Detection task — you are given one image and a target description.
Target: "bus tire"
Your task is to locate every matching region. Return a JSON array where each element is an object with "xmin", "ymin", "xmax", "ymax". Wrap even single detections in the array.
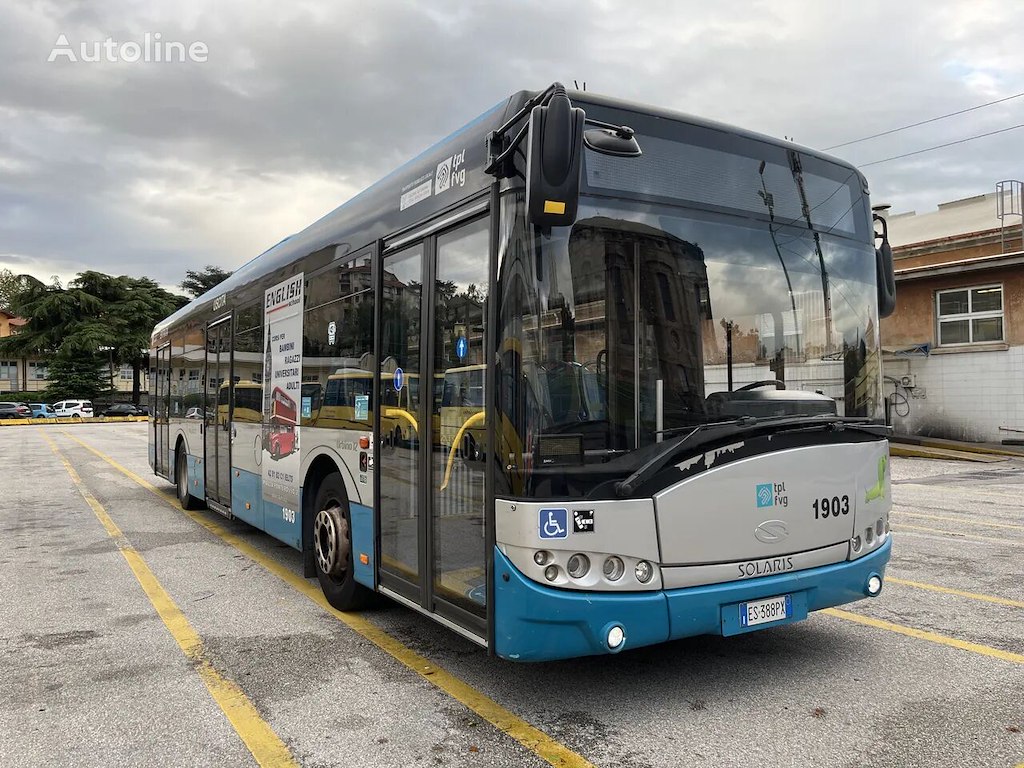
[
  {"xmin": 175, "ymin": 449, "xmax": 203, "ymax": 510},
  {"xmin": 312, "ymin": 472, "xmax": 370, "ymax": 612}
]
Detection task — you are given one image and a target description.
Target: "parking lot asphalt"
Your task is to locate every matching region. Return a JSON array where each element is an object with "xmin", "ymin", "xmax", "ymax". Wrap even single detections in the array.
[{"xmin": 1, "ymin": 423, "xmax": 1021, "ymax": 768}]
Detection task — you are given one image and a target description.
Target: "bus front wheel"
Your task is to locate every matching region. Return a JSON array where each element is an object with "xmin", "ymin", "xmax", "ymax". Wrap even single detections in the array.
[
  {"xmin": 175, "ymin": 449, "xmax": 203, "ymax": 510},
  {"xmin": 312, "ymin": 473, "xmax": 370, "ymax": 612}
]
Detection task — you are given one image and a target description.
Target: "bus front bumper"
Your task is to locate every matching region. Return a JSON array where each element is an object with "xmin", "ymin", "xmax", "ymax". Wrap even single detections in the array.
[{"xmin": 492, "ymin": 537, "xmax": 891, "ymax": 662}]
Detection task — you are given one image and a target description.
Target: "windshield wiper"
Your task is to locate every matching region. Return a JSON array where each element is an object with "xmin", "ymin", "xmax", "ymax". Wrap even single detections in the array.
[
  {"xmin": 614, "ymin": 416, "xmax": 888, "ymax": 498},
  {"xmin": 615, "ymin": 418, "xmax": 752, "ymax": 498},
  {"xmin": 655, "ymin": 415, "xmax": 757, "ymax": 438}
]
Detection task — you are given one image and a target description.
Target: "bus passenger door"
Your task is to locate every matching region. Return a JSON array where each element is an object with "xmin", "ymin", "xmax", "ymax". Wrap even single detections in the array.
[
  {"xmin": 204, "ymin": 316, "xmax": 232, "ymax": 508},
  {"xmin": 376, "ymin": 213, "xmax": 490, "ymax": 638},
  {"xmin": 377, "ymin": 243, "xmax": 425, "ymax": 604},
  {"xmin": 154, "ymin": 343, "xmax": 170, "ymax": 477}
]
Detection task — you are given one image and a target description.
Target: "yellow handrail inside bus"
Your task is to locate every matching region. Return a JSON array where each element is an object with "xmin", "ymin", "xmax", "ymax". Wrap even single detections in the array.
[
  {"xmin": 440, "ymin": 411, "xmax": 486, "ymax": 491},
  {"xmin": 384, "ymin": 408, "xmax": 419, "ymax": 435}
]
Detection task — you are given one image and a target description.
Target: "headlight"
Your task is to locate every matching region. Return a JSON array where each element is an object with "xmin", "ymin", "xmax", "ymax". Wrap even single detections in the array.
[
  {"xmin": 567, "ymin": 554, "xmax": 590, "ymax": 579},
  {"xmin": 634, "ymin": 560, "xmax": 653, "ymax": 584},
  {"xmin": 603, "ymin": 556, "xmax": 625, "ymax": 581},
  {"xmin": 533, "ymin": 550, "xmax": 551, "ymax": 566},
  {"xmin": 607, "ymin": 625, "xmax": 625, "ymax": 649},
  {"xmin": 544, "ymin": 565, "xmax": 559, "ymax": 582},
  {"xmin": 867, "ymin": 575, "xmax": 882, "ymax": 595}
]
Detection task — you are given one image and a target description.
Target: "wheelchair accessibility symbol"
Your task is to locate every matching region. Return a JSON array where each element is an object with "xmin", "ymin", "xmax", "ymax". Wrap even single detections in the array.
[{"xmin": 538, "ymin": 508, "xmax": 568, "ymax": 539}]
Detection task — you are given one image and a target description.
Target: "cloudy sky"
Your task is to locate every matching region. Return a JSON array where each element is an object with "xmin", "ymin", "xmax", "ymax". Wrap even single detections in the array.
[{"xmin": 1, "ymin": 0, "xmax": 1022, "ymax": 291}]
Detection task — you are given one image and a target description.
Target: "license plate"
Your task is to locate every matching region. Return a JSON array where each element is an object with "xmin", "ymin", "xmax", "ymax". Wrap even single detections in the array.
[{"xmin": 740, "ymin": 594, "xmax": 792, "ymax": 628}]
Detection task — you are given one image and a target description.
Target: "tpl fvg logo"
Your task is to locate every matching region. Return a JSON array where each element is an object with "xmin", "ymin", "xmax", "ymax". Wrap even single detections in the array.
[{"xmin": 756, "ymin": 482, "xmax": 789, "ymax": 508}]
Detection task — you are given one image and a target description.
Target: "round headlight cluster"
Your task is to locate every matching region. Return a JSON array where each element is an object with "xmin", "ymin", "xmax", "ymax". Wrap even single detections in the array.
[{"xmin": 532, "ymin": 550, "xmax": 658, "ymax": 586}]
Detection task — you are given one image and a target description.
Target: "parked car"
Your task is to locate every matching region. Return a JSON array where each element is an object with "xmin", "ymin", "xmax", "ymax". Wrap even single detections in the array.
[
  {"xmin": 0, "ymin": 402, "xmax": 32, "ymax": 419},
  {"xmin": 52, "ymin": 399, "xmax": 94, "ymax": 418},
  {"xmin": 101, "ymin": 403, "xmax": 144, "ymax": 418},
  {"xmin": 29, "ymin": 403, "xmax": 57, "ymax": 418}
]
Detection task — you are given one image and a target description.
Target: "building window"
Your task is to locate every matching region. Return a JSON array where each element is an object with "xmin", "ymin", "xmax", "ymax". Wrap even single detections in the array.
[
  {"xmin": 936, "ymin": 285, "xmax": 1003, "ymax": 345},
  {"xmin": 0, "ymin": 360, "xmax": 18, "ymax": 389},
  {"xmin": 29, "ymin": 361, "xmax": 48, "ymax": 380}
]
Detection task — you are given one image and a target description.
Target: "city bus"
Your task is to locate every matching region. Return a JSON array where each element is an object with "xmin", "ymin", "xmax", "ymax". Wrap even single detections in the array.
[{"xmin": 149, "ymin": 84, "xmax": 897, "ymax": 661}]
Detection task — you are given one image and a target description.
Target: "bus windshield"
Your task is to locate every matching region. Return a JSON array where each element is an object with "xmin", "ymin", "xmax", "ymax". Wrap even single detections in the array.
[{"xmin": 497, "ymin": 194, "xmax": 881, "ymax": 498}]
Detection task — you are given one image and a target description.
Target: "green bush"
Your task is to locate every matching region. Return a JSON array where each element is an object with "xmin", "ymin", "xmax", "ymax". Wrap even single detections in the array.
[{"xmin": 0, "ymin": 391, "xmax": 52, "ymax": 403}]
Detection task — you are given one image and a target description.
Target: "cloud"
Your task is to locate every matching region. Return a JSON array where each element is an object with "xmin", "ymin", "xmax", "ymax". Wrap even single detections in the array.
[{"xmin": 1, "ymin": 0, "xmax": 1022, "ymax": 287}]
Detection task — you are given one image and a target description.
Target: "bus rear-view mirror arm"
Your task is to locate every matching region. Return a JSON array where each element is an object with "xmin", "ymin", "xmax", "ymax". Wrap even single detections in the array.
[{"xmin": 486, "ymin": 82, "xmax": 640, "ymax": 230}]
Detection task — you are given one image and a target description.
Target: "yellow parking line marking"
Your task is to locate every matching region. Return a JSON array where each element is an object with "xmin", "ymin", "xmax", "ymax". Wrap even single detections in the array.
[
  {"xmin": 822, "ymin": 608, "xmax": 1024, "ymax": 665},
  {"xmin": 893, "ymin": 524, "xmax": 1022, "ymax": 546},
  {"xmin": 63, "ymin": 432, "xmax": 596, "ymax": 768},
  {"xmin": 42, "ymin": 432, "xmax": 298, "ymax": 768},
  {"xmin": 892, "ymin": 510, "xmax": 1024, "ymax": 531},
  {"xmin": 886, "ymin": 577, "xmax": 1024, "ymax": 609}
]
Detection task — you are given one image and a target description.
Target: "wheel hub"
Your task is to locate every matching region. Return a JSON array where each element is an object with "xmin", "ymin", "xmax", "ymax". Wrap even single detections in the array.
[{"xmin": 314, "ymin": 505, "xmax": 350, "ymax": 577}]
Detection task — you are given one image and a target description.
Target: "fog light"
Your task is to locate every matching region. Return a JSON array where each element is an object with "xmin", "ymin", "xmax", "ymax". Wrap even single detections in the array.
[
  {"xmin": 534, "ymin": 550, "xmax": 551, "ymax": 566},
  {"xmin": 567, "ymin": 553, "xmax": 590, "ymax": 579},
  {"xmin": 607, "ymin": 625, "xmax": 625, "ymax": 649},
  {"xmin": 867, "ymin": 575, "xmax": 882, "ymax": 595},
  {"xmin": 603, "ymin": 556, "xmax": 625, "ymax": 581},
  {"xmin": 635, "ymin": 560, "xmax": 654, "ymax": 584},
  {"xmin": 851, "ymin": 535, "xmax": 862, "ymax": 553},
  {"xmin": 544, "ymin": 565, "xmax": 559, "ymax": 582}
]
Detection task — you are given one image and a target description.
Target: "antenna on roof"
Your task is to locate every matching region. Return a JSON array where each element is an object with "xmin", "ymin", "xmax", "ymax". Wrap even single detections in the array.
[{"xmin": 573, "ymin": 80, "xmax": 586, "ymax": 91}]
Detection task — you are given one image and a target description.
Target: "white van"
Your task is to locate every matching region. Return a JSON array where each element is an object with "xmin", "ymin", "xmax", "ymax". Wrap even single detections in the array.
[{"xmin": 52, "ymin": 400, "xmax": 94, "ymax": 418}]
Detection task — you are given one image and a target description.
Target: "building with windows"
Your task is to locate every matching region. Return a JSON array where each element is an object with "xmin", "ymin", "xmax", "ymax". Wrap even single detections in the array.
[
  {"xmin": 879, "ymin": 186, "xmax": 1024, "ymax": 442},
  {"xmin": 0, "ymin": 307, "xmax": 144, "ymax": 395}
]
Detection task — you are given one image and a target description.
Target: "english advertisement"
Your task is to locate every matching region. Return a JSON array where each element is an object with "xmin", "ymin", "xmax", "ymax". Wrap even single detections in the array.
[{"xmin": 262, "ymin": 273, "xmax": 304, "ymax": 508}]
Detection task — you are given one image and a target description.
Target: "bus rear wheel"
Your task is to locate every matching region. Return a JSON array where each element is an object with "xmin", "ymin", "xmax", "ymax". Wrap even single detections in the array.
[
  {"xmin": 175, "ymin": 449, "xmax": 203, "ymax": 510},
  {"xmin": 312, "ymin": 473, "xmax": 370, "ymax": 611}
]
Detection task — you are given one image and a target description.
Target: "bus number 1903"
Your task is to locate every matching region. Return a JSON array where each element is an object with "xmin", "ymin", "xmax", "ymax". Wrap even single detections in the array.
[{"xmin": 812, "ymin": 496, "xmax": 850, "ymax": 519}]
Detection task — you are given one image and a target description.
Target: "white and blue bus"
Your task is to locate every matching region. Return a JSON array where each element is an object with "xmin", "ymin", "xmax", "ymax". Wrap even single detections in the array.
[{"xmin": 150, "ymin": 84, "xmax": 897, "ymax": 661}]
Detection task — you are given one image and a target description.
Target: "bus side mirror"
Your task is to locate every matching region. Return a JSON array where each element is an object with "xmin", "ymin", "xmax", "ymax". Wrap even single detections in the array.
[
  {"xmin": 525, "ymin": 91, "xmax": 585, "ymax": 229},
  {"xmin": 873, "ymin": 213, "xmax": 896, "ymax": 318}
]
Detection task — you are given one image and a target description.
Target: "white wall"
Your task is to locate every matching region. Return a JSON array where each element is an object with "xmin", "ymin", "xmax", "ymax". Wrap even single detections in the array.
[{"xmin": 884, "ymin": 346, "xmax": 1024, "ymax": 442}]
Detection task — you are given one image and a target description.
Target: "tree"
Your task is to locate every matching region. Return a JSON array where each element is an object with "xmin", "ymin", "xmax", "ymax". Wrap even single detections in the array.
[
  {"xmin": 43, "ymin": 354, "xmax": 111, "ymax": 402},
  {"xmin": 0, "ymin": 268, "xmax": 56, "ymax": 312},
  {"xmin": 181, "ymin": 265, "xmax": 232, "ymax": 298},
  {"xmin": 0, "ymin": 271, "xmax": 188, "ymax": 404},
  {"xmin": 107, "ymin": 276, "xmax": 189, "ymax": 402},
  {"xmin": 0, "ymin": 268, "xmax": 20, "ymax": 310}
]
